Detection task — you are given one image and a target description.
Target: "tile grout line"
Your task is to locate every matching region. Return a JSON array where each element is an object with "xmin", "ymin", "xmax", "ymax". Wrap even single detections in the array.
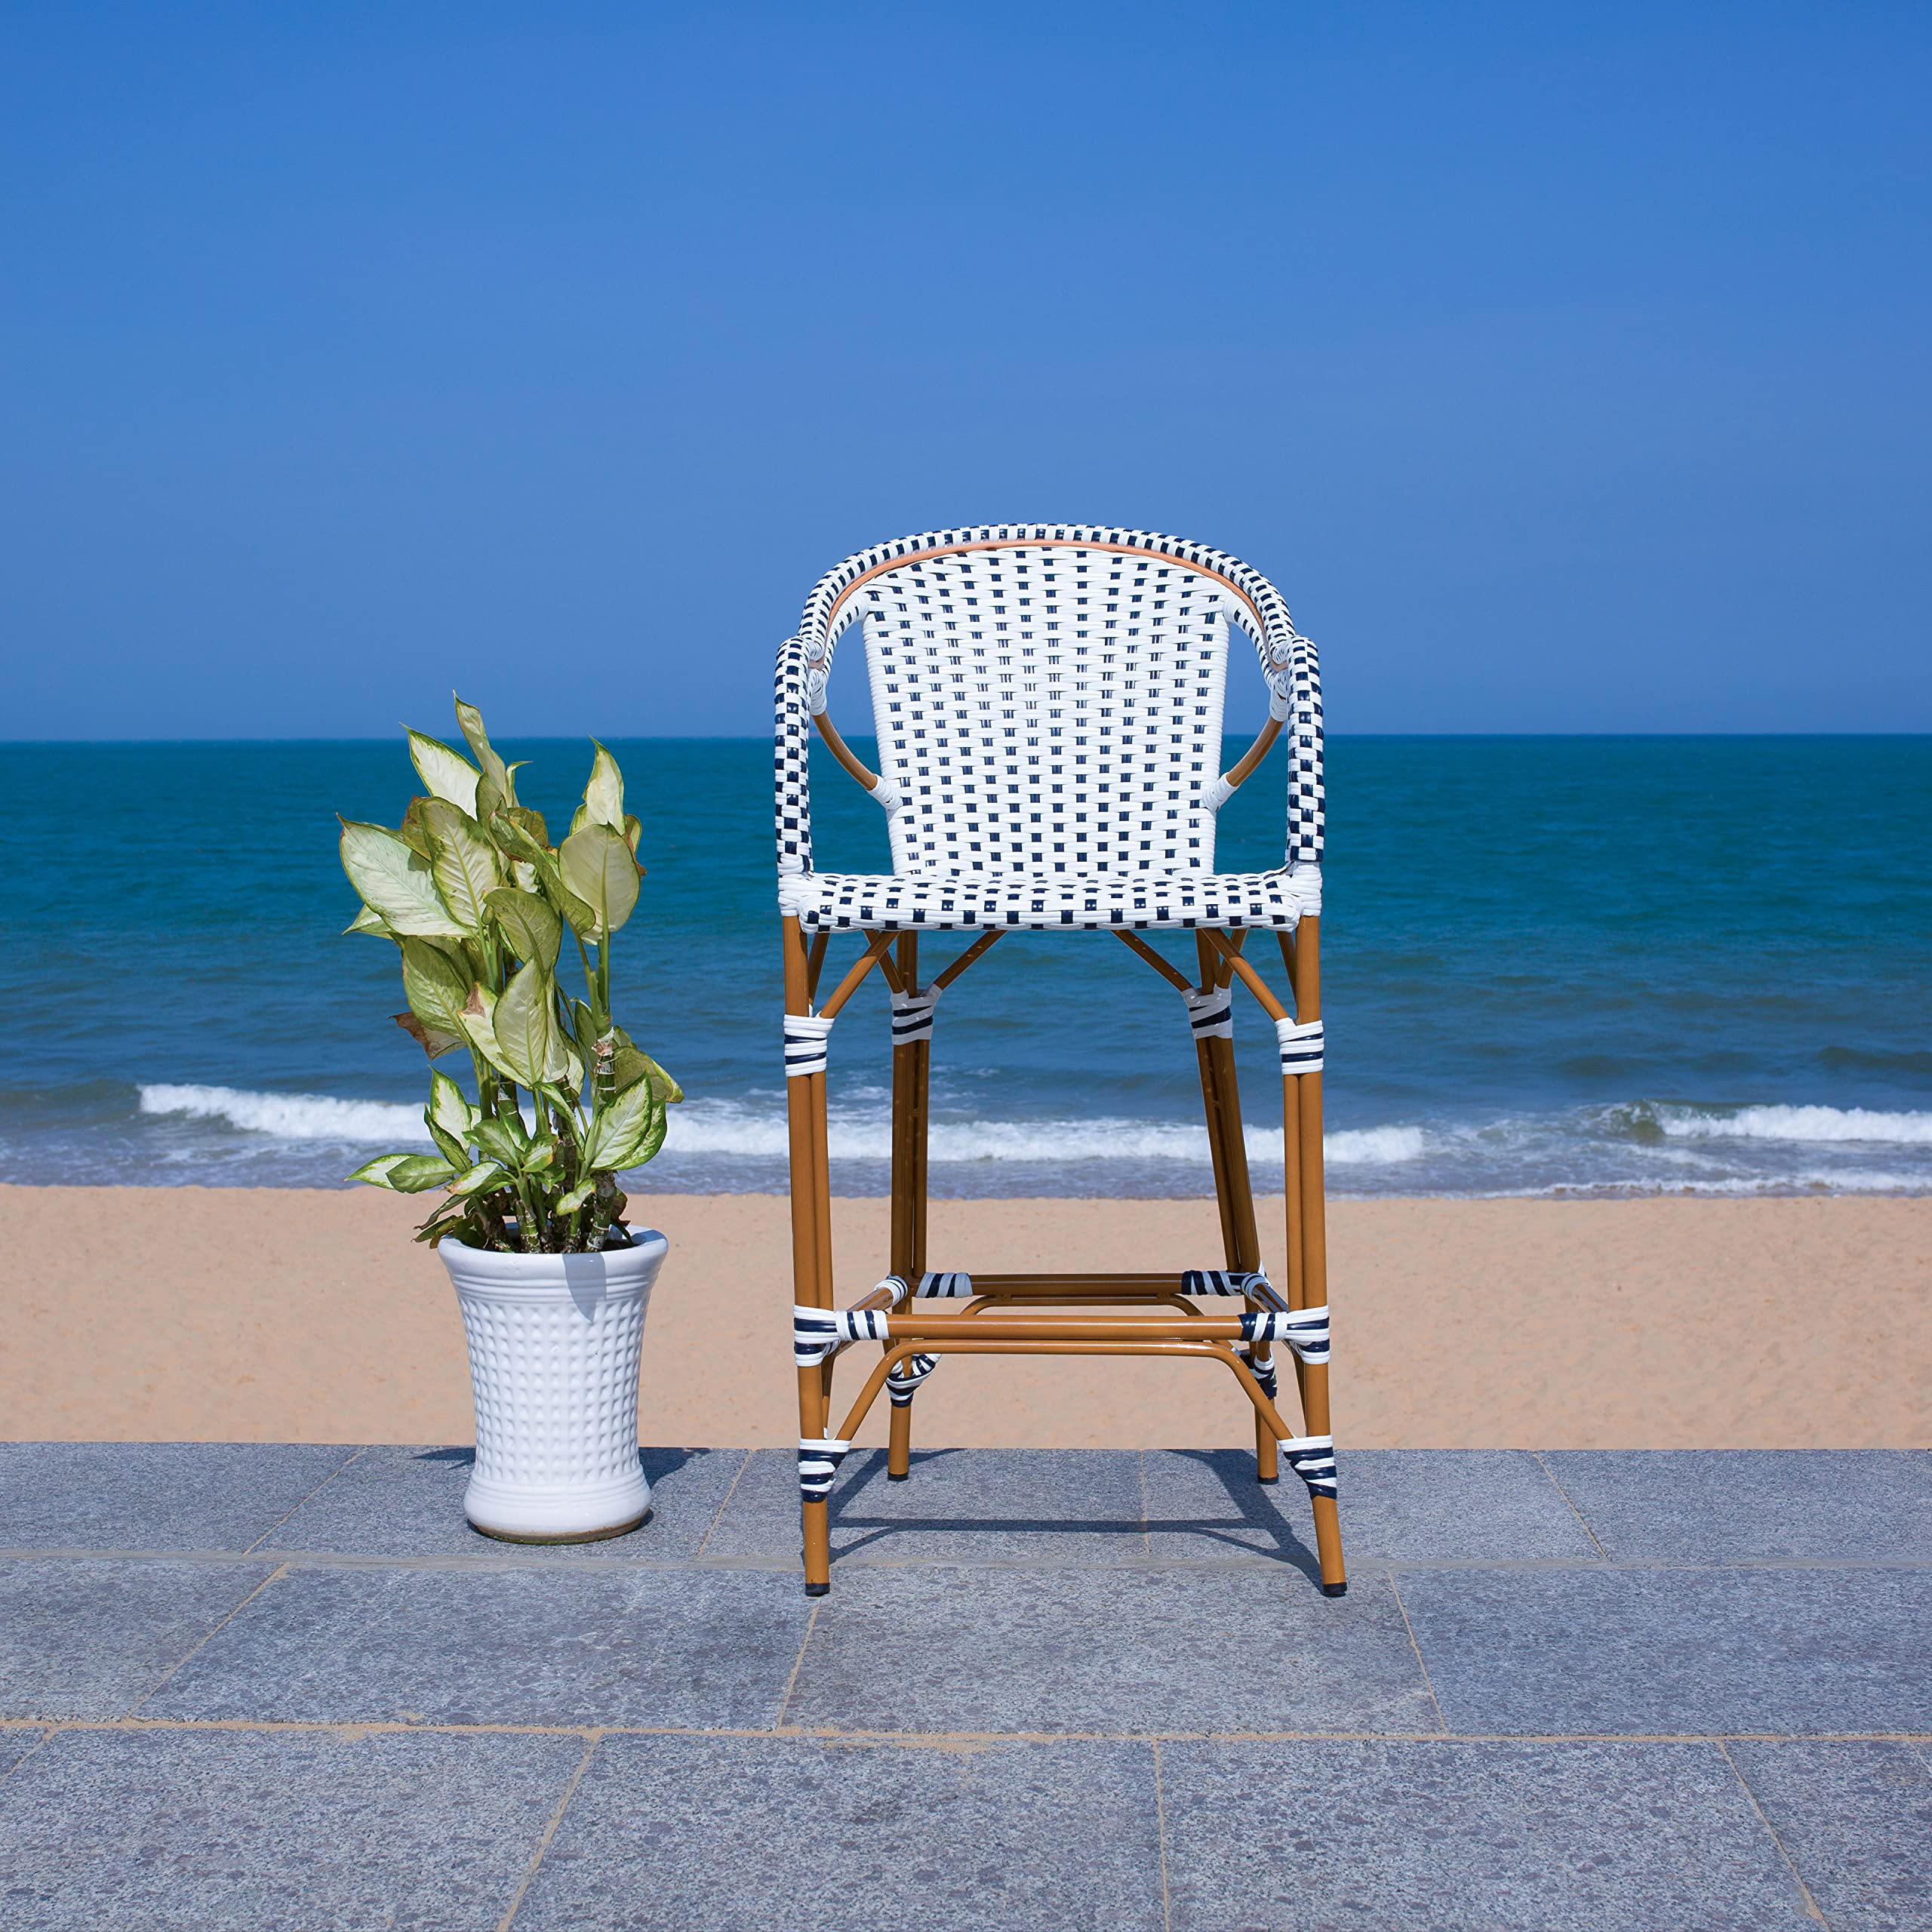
[
  {"xmin": 1149, "ymin": 1737, "xmax": 1174, "ymax": 1932},
  {"xmin": 1716, "ymin": 1740, "xmax": 1831, "ymax": 1927},
  {"xmin": 497, "ymin": 1731, "xmax": 601, "ymax": 1932},
  {"xmin": 691, "ymin": 1449, "xmax": 755, "ymax": 1560},
  {"xmin": 0, "ymin": 1727, "xmax": 55, "ymax": 1790},
  {"xmin": 1531, "ymin": 1451, "xmax": 1611, "ymax": 1560},
  {"xmin": 4, "ymin": 1714, "xmax": 1931, "ymax": 1746},
  {"xmin": 1386, "ymin": 1572, "xmax": 1451, "ymax": 1735},
  {"xmin": 774, "ymin": 1599, "xmax": 822, "ymax": 1729},
  {"xmin": 17, "ymin": 1546, "xmax": 1930, "ymax": 1576},
  {"xmin": 123, "ymin": 1562, "xmax": 291, "ymax": 1717},
  {"xmin": 240, "ymin": 1444, "xmax": 371, "ymax": 1555},
  {"xmin": 1137, "ymin": 1450, "xmax": 1153, "ymax": 1559}
]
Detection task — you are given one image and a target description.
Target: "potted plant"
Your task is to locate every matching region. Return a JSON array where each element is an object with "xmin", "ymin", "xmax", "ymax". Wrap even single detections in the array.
[{"xmin": 339, "ymin": 697, "xmax": 681, "ymax": 1543}]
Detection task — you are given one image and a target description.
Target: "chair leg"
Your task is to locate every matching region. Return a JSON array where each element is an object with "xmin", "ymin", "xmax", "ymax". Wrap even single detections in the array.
[
  {"xmin": 1192, "ymin": 936, "xmax": 1275, "ymax": 1481},
  {"xmin": 784, "ymin": 917, "xmax": 836, "ymax": 1595},
  {"xmin": 1290, "ymin": 917, "xmax": 1346, "ymax": 1598},
  {"xmin": 887, "ymin": 938, "xmax": 929, "ymax": 1480}
]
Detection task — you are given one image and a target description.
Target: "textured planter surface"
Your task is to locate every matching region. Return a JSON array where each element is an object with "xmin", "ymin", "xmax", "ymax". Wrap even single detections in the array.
[{"xmin": 439, "ymin": 1230, "xmax": 668, "ymax": 1540}]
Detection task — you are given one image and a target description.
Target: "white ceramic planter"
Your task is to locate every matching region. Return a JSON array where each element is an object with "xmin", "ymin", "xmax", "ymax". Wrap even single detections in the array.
[{"xmin": 438, "ymin": 1229, "xmax": 668, "ymax": 1543}]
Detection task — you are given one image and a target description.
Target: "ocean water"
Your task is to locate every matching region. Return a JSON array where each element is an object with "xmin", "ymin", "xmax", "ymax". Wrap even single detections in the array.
[{"xmin": 2, "ymin": 735, "xmax": 1927, "ymax": 1199}]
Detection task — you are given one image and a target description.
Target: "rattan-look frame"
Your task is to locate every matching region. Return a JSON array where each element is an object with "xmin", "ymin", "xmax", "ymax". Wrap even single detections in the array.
[{"xmin": 776, "ymin": 525, "xmax": 1345, "ymax": 1598}]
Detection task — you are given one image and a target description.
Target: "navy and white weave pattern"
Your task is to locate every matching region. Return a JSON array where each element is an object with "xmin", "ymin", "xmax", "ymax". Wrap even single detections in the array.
[
  {"xmin": 774, "ymin": 525, "xmax": 1323, "ymax": 933},
  {"xmin": 1183, "ymin": 986, "xmax": 1235, "ymax": 1041},
  {"xmin": 1180, "ymin": 1269, "xmax": 1270, "ymax": 1297},
  {"xmin": 1241, "ymin": 1304, "xmax": 1331, "ymax": 1365},
  {"xmin": 1278, "ymin": 1433, "xmax": 1338, "ymax": 1500},
  {"xmin": 783, "ymin": 1013, "xmax": 835, "ymax": 1079},
  {"xmin": 890, "ymin": 986, "xmax": 941, "ymax": 1046},
  {"xmin": 1275, "ymin": 1017, "xmax": 1324, "ymax": 1077},
  {"xmin": 886, "ymin": 1352, "xmax": 940, "ymax": 1407},
  {"xmin": 792, "ymin": 1304, "xmax": 893, "ymax": 1366},
  {"xmin": 915, "ymin": 1272, "xmax": 974, "ymax": 1297},
  {"xmin": 798, "ymin": 1437, "xmax": 851, "ymax": 1502}
]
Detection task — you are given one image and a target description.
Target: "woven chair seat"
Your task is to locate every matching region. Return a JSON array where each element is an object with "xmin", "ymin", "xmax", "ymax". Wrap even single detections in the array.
[{"xmin": 785, "ymin": 863, "xmax": 1321, "ymax": 932}]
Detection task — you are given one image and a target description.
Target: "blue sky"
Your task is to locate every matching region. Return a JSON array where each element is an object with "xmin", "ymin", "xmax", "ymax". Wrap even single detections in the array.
[{"xmin": 4, "ymin": 2, "xmax": 1927, "ymax": 738}]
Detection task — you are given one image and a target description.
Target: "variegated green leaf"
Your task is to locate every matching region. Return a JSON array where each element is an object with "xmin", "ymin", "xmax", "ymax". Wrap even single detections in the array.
[
  {"xmin": 343, "ymin": 903, "xmax": 392, "ymax": 937},
  {"xmin": 426, "ymin": 1069, "xmax": 475, "ymax": 1144},
  {"xmin": 492, "ymin": 959, "xmax": 555, "ymax": 1088},
  {"xmin": 399, "ymin": 937, "xmax": 471, "ymax": 1038},
  {"xmin": 348, "ymin": 1152, "xmax": 457, "ymax": 1193},
  {"xmin": 459, "ymin": 986, "xmax": 520, "ymax": 1083},
  {"xmin": 419, "ymin": 798, "xmax": 500, "ymax": 932},
  {"xmin": 583, "ymin": 740, "xmax": 624, "ymax": 829},
  {"xmin": 559, "ymin": 822, "xmax": 639, "ymax": 936},
  {"xmin": 450, "ymin": 1158, "xmax": 509, "ymax": 1197},
  {"xmin": 580, "ymin": 1073, "xmax": 661, "ymax": 1172},
  {"xmin": 454, "ymin": 694, "xmax": 513, "ymax": 804},
  {"xmin": 473, "ymin": 1114, "xmax": 528, "ymax": 1168},
  {"xmin": 339, "ymin": 821, "xmax": 466, "ymax": 937},
  {"xmin": 408, "ymin": 731, "xmax": 481, "ymax": 814},
  {"xmin": 485, "ymin": 886, "xmax": 561, "ymax": 971},
  {"xmin": 555, "ymin": 1180, "xmax": 596, "ymax": 1214},
  {"xmin": 612, "ymin": 1039, "xmax": 683, "ymax": 1105}
]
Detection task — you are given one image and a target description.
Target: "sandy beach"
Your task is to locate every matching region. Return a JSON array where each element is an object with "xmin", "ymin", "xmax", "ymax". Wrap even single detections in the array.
[{"xmin": 3, "ymin": 1186, "xmax": 1924, "ymax": 1448}]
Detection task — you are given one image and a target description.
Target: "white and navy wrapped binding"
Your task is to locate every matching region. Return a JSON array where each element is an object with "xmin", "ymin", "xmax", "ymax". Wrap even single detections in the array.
[
  {"xmin": 1248, "ymin": 1350, "xmax": 1280, "ymax": 1401},
  {"xmin": 1183, "ymin": 985, "xmax": 1234, "ymax": 1042},
  {"xmin": 793, "ymin": 1303, "xmax": 894, "ymax": 1366},
  {"xmin": 798, "ymin": 1436, "xmax": 852, "ymax": 1503},
  {"xmin": 915, "ymin": 1271, "xmax": 974, "ymax": 1297},
  {"xmin": 784, "ymin": 1012, "xmax": 835, "ymax": 1079},
  {"xmin": 886, "ymin": 1352, "xmax": 940, "ymax": 1407},
  {"xmin": 1182, "ymin": 1269, "xmax": 1270, "ymax": 1298},
  {"xmin": 1278, "ymin": 1432, "xmax": 1337, "ymax": 1500},
  {"xmin": 1241, "ymin": 1303, "xmax": 1331, "ymax": 1364},
  {"xmin": 891, "ymin": 986, "xmax": 941, "ymax": 1047},
  {"xmin": 1275, "ymin": 1017, "xmax": 1324, "ymax": 1077}
]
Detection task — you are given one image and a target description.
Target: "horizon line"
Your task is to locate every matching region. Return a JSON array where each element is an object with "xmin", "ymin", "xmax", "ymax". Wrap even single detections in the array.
[{"xmin": 5, "ymin": 728, "xmax": 1930, "ymax": 750}]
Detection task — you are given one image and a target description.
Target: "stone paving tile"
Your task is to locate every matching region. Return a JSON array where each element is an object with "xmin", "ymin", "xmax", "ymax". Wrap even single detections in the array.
[
  {"xmin": 1543, "ymin": 1450, "xmax": 1932, "ymax": 1561},
  {"xmin": 1729, "ymin": 1740, "xmax": 1932, "ymax": 1931},
  {"xmin": 786, "ymin": 1565, "xmax": 1436, "ymax": 1736},
  {"xmin": 144, "ymin": 1562, "xmax": 813, "ymax": 1729},
  {"xmin": 0, "ymin": 1558, "xmax": 275, "ymax": 1721},
  {"xmin": 1160, "ymin": 1738, "xmax": 1812, "ymax": 1931},
  {"xmin": 1397, "ymin": 1566, "xmax": 1932, "ymax": 1736},
  {"xmin": 0, "ymin": 1443, "xmax": 356, "ymax": 1553},
  {"xmin": 1, "ymin": 1727, "xmax": 48, "ymax": 1774},
  {"xmin": 516, "ymin": 1733, "xmax": 1164, "ymax": 1931},
  {"xmin": 1142, "ymin": 1448, "xmax": 1599, "ymax": 1565},
  {"xmin": 259, "ymin": 1444, "xmax": 749, "ymax": 1562},
  {"xmin": 701, "ymin": 1447, "xmax": 1152, "ymax": 1564},
  {"xmin": 0, "ymin": 1724, "xmax": 585, "ymax": 1930}
]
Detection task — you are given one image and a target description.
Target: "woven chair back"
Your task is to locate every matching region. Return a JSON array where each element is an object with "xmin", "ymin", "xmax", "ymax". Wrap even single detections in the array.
[{"xmin": 777, "ymin": 525, "xmax": 1324, "ymax": 883}]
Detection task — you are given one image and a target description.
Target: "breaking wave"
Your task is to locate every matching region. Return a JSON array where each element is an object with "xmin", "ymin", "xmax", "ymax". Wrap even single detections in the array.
[
  {"xmin": 134, "ymin": 1084, "xmax": 1427, "ymax": 1167},
  {"xmin": 1647, "ymin": 1103, "xmax": 1932, "ymax": 1146}
]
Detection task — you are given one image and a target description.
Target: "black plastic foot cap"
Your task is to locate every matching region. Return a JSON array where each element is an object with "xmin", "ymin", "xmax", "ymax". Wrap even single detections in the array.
[
  {"xmin": 1321, "ymin": 1580, "xmax": 1348, "ymax": 1598},
  {"xmin": 804, "ymin": 1582, "xmax": 830, "ymax": 1597},
  {"xmin": 886, "ymin": 1471, "xmax": 910, "ymax": 1481},
  {"xmin": 1256, "ymin": 1474, "xmax": 1278, "ymax": 1485}
]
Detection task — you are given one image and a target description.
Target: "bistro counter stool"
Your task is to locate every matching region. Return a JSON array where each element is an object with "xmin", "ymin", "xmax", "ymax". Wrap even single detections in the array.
[{"xmin": 776, "ymin": 524, "xmax": 1343, "ymax": 1597}]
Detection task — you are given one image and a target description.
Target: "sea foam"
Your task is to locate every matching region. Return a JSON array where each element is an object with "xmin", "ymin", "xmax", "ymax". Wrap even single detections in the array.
[
  {"xmin": 134, "ymin": 1084, "xmax": 1428, "ymax": 1166},
  {"xmin": 1655, "ymin": 1103, "xmax": 1932, "ymax": 1146}
]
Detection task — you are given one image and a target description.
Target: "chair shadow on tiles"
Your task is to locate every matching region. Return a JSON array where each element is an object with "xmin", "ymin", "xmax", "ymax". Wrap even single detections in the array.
[
  {"xmin": 823, "ymin": 1447, "xmax": 1324, "ymax": 1586},
  {"xmin": 1145, "ymin": 1449, "xmax": 1327, "ymax": 1582}
]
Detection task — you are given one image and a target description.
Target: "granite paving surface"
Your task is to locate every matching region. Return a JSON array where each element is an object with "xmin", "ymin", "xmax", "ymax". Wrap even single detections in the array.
[{"xmin": 1, "ymin": 1443, "xmax": 1925, "ymax": 1930}]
